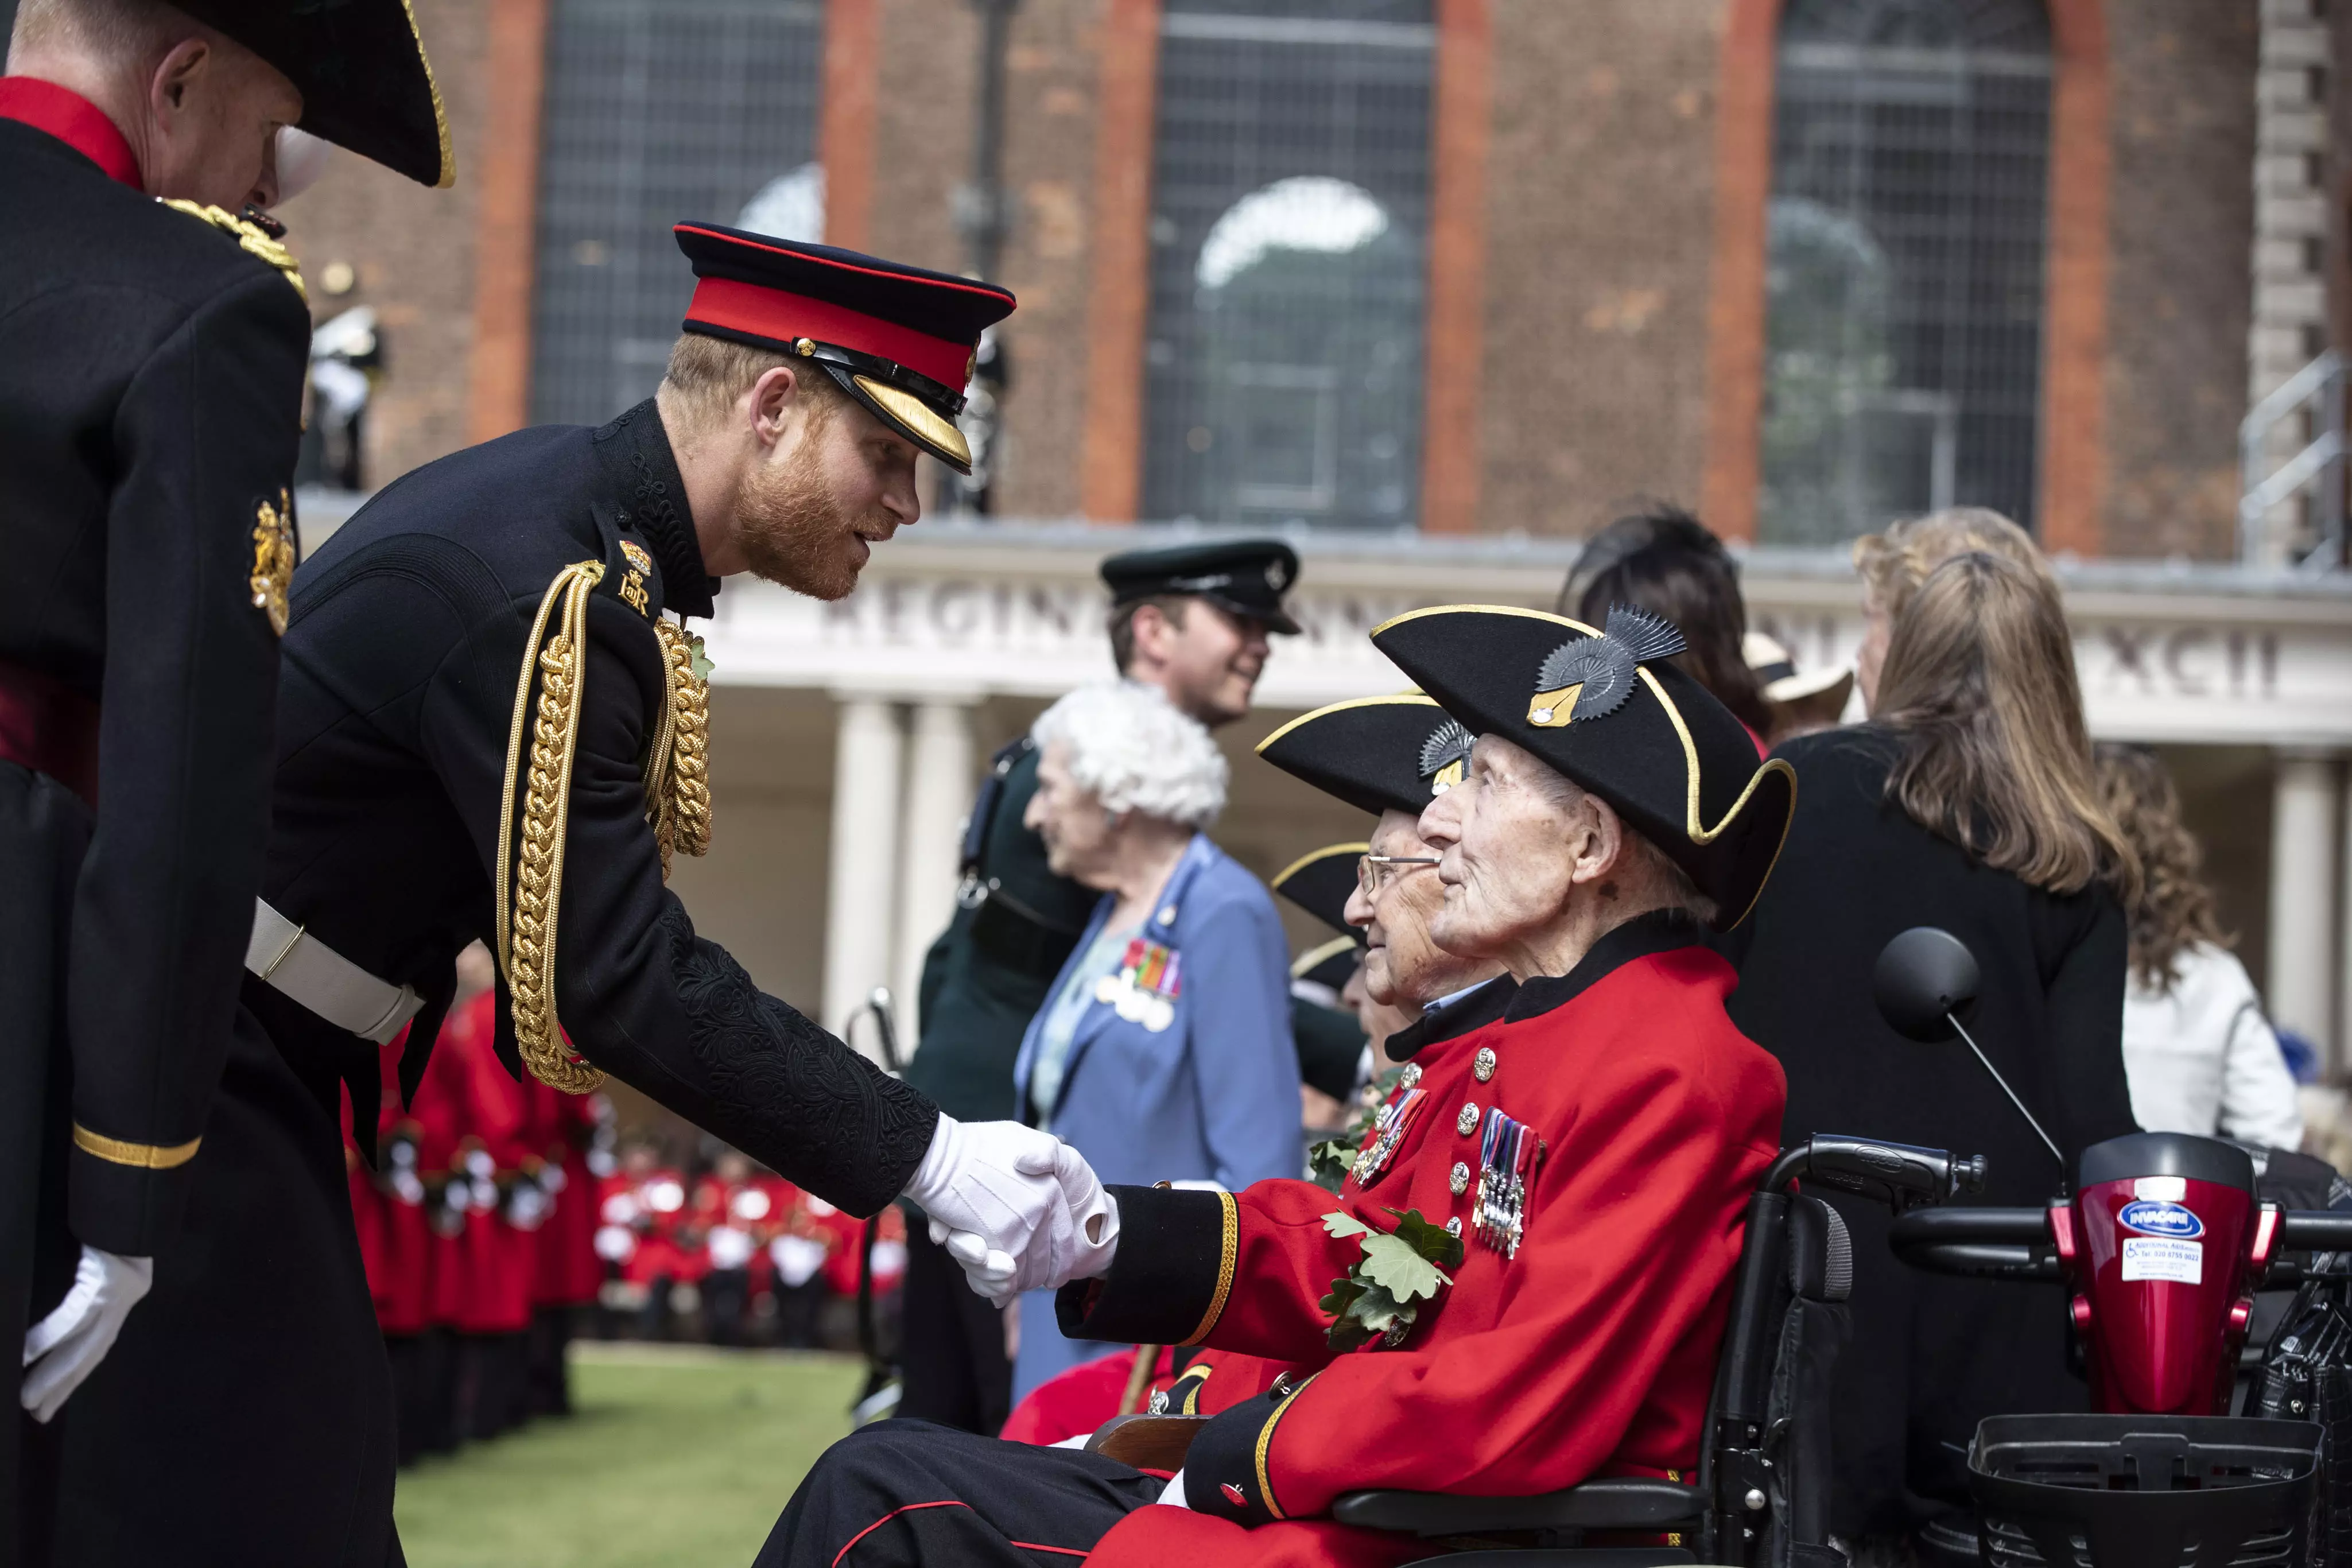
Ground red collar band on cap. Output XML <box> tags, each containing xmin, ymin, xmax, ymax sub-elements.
<box><xmin>685</xmin><ymin>277</ymin><xmax>971</xmax><ymax>392</ymax></box>
<box><xmin>0</xmin><ymin>77</ymin><xmax>141</xmax><ymax>188</ymax></box>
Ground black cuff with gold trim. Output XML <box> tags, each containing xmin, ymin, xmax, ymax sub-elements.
<box><xmin>1185</xmin><ymin>1383</ymin><xmax>1299</xmax><ymax>1527</ymax></box>
<box><xmin>1055</xmin><ymin>1184</ymin><xmax>1236</xmax><ymax>1347</ymax></box>
<box><xmin>67</xmin><ymin>1123</ymin><xmax>202</xmax><ymax>1256</ymax></box>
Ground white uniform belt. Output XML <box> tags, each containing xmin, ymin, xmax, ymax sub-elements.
<box><xmin>245</xmin><ymin>898</ymin><xmax>425</xmax><ymax>1046</ymax></box>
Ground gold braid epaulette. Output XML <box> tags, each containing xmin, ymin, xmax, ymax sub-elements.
<box><xmin>157</xmin><ymin>199</ymin><xmax>307</xmax><ymax>301</ymax></box>
<box><xmin>498</xmin><ymin>562</ymin><xmax>606</xmax><ymax>1094</ymax></box>
<box><xmin>644</xmin><ymin>620</ymin><xmax>712</xmax><ymax>876</ymax></box>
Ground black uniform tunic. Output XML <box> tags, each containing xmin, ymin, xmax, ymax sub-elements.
<box><xmin>52</xmin><ymin>401</ymin><xmax>940</xmax><ymax>1565</ymax></box>
<box><xmin>1716</xmin><ymin>725</ymin><xmax>2137</xmax><ymax>1542</ymax></box>
<box><xmin>0</xmin><ymin>107</ymin><xmax>309</xmax><ymax>1567</ymax></box>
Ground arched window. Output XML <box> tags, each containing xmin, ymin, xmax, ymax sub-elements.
<box><xmin>1140</xmin><ymin>0</ymin><xmax>1435</xmax><ymax>530</ymax></box>
<box><xmin>529</xmin><ymin>0</ymin><xmax>826</xmax><ymax>426</ymax></box>
<box><xmin>1761</xmin><ymin>0</ymin><xmax>2052</xmax><ymax>544</ymax></box>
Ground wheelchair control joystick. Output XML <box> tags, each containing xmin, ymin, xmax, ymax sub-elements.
<box><xmin>1786</xmin><ymin>1135</ymin><xmax>1986</xmax><ymax>1214</ymax></box>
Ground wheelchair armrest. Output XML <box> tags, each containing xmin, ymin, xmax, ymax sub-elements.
<box><xmin>1329</xmin><ymin>1477</ymin><xmax>1707</xmax><ymax>1536</ymax></box>
<box><xmin>1084</xmin><ymin>1414</ymin><xmax>1209</xmax><ymax>1470</ymax></box>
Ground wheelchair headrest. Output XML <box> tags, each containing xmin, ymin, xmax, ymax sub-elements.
<box><xmin>1788</xmin><ymin>1194</ymin><xmax>1852</xmax><ymax>1303</ymax></box>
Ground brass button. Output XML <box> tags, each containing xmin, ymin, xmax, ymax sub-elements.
<box><xmin>1399</xmin><ymin>1062</ymin><xmax>1422</xmax><ymax>1090</ymax></box>
<box><xmin>1457</xmin><ymin>1101</ymin><xmax>1481</xmax><ymax>1136</ymax></box>
<box><xmin>1473</xmin><ymin>1047</ymin><xmax>1497</xmax><ymax>1083</ymax></box>
<box><xmin>1449</xmin><ymin>1161</ymin><xmax>1470</xmax><ymax>1196</ymax></box>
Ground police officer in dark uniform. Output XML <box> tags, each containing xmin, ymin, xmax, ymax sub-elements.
<box><xmin>898</xmin><ymin>539</ymin><xmax>1302</xmax><ymax>1435</ymax></box>
<box><xmin>0</xmin><ymin>1</ymin><xmax>451</xmax><ymax>1561</ymax></box>
<box><xmin>41</xmin><ymin>225</ymin><xmax>1115</xmax><ymax>1566</ymax></box>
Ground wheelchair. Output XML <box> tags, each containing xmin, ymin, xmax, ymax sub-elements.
<box><xmin>1088</xmin><ymin>1134</ymin><xmax>1981</xmax><ymax>1567</ymax></box>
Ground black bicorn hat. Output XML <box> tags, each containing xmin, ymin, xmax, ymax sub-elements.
<box><xmin>1271</xmin><ymin>843</ymin><xmax>1367</xmax><ymax>989</ymax></box>
<box><xmin>171</xmin><ymin>0</ymin><xmax>452</xmax><ymax>186</ymax></box>
<box><xmin>1099</xmin><ymin>539</ymin><xmax>1302</xmax><ymax>635</ymax></box>
<box><xmin>1255</xmin><ymin>693</ymin><xmax>1473</xmax><ymax>819</ymax></box>
<box><xmin>672</xmin><ymin>224</ymin><xmax>1017</xmax><ymax>473</ymax></box>
<box><xmin>1369</xmin><ymin>604</ymin><xmax>1796</xmax><ymax>930</ymax></box>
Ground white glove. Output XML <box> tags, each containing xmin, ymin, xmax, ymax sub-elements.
<box><xmin>904</xmin><ymin>1115</ymin><xmax>1085</xmax><ymax>1302</ymax></box>
<box><xmin>1157</xmin><ymin>1469</ymin><xmax>1192</xmax><ymax>1511</ymax></box>
<box><xmin>21</xmin><ymin>1246</ymin><xmax>152</xmax><ymax>1423</ymax></box>
<box><xmin>1057</xmin><ymin>1143</ymin><xmax>1119</xmax><ymax>1282</ymax></box>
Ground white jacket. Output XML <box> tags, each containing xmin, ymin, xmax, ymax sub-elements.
<box><xmin>2121</xmin><ymin>942</ymin><xmax>2303</xmax><ymax>1150</ymax></box>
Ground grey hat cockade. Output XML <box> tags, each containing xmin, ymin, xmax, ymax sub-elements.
<box><xmin>1369</xmin><ymin>604</ymin><xmax>1796</xmax><ymax>930</ymax></box>
<box><xmin>1099</xmin><ymin>539</ymin><xmax>1302</xmax><ymax>636</ymax></box>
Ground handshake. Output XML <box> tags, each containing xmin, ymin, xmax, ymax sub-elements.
<box><xmin>899</xmin><ymin>1115</ymin><xmax>1119</xmax><ymax>1303</ymax></box>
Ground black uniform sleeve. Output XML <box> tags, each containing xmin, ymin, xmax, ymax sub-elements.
<box><xmin>66</xmin><ymin>269</ymin><xmax>308</xmax><ymax>1255</ymax></box>
<box><xmin>424</xmin><ymin>595</ymin><xmax>937</xmax><ymax>1216</ymax></box>
<box><xmin>1055</xmin><ymin>1183</ymin><xmax>1234</xmax><ymax>1345</ymax></box>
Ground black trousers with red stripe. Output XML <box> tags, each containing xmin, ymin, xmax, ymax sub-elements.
<box><xmin>757</xmin><ymin>1419</ymin><xmax>1165</xmax><ymax>1568</ymax></box>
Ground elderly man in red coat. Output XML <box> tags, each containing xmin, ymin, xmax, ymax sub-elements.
<box><xmin>757</xmin><ymin>603</ymin><xmax>1799</xmax><ymax>1568</ymax></box>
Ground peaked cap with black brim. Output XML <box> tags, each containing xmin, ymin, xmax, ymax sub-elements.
<box><xmin>673</xmin><ymin>224</ymin><xmax>1016</xmax><ymax>473</ymax></box>
<box><xmin>172</xmin><ymin>0</ymin><xmax>452</xmax><ymax>186</ymax></box>
<box><xmin>1256</xmin><ymin>693</ymin><xmax>1474</xmax><ymax>820</ymax></box>
<box><xmin>1370</xmin><ymin>604</ymin><xmax>1796</xmax><ymax>931</ymax></box>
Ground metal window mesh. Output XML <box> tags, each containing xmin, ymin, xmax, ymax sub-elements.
<box><xmin>1140</xmin><ymin>0</ymin><xmax>1435</xmax><ymax>530</ymax></box>
<box><xmin>1761</xmin><ymin>0</ymin><xmax>2052</xmax><ymax>545</ymax></box>
<box><xmin>528</xmin><ymin>0</ymin><xmax>824</xmax><ymax>428</ymax></box>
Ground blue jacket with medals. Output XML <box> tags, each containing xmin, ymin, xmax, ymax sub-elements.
<box><xmin>1010</xmin><ymin>832</ymin><xmax>1302</xmax><ymax>1396</ymax></box>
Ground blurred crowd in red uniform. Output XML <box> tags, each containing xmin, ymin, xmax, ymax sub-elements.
<box><xmin>341</xmin><ymin>981</ymin><xmax>907</xmax><ymax>1467</ymax></box>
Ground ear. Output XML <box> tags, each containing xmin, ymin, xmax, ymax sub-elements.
<box><xmin>151</xmin><ymin>37</ymin><xmax>212</xmax><ymax>119</ymax></box>
<box><xmin>746</xmin><ymin>364</ymin><xmax>808</xmax><ymax>452</ymax></box>
<box><xmin>1565</xmin><ymin>793</ymin><xmax>1627</xmax><ymax>888</ymax></box>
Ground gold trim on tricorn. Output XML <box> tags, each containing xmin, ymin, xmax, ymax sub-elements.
<box><xmin>1253</xmin><ymin>692</ymin><xmax>1439</xmax><ymax>756</ymax></box>
<box><xmin>1290</xmin><ymin>933</ymin><xmax>1363</xmax><ymax>981</ymax></box>
<box><xmin>73</xmin><ymin>1124</ymin><xmax>201</xmax><ymax>1170</ymax></box>
<box><xmin>397</xmin><ymin>0</ymin><xmax>456</xmax><ymax>188</ymax></box>
<box><xmin>853</xmin><ymin>375</ymin><xmax>970</xmax><ymax>467</ymax></box>
<box><xmin>1271</xmin><ymin>841</ymin><xmax>1372</xmax><ymax>890</ymax></box>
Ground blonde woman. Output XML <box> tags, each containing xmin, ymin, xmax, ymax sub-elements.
<box><xmin>2095</xmin><ymin>744</ymin><xmax>2301</xmax><ymax>1148</ymax></box>
<box><xmin>1850</xmin><ymin>504</ymin><xmax>2053</xmax><ymax>711</ymax></box>
<box><xmin>1719</xmin><ymin>549</ymin><xmax>2142</xmax><ymax>1553</ymax></box>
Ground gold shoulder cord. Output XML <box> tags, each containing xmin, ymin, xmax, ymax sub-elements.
<box><xmin>497</xmin><ymin>568</ymin><xmax>715</xmax><ymax>1093</ymax></box>
<box><xmin>498</xmin><ymin>562</ymin><xmax>607</xmax><ymax>1093</ymax></box>
<box><xmin>157</xmin><ymin>199</ymin><xmax>307</xmax><ymax>300</ymax></box>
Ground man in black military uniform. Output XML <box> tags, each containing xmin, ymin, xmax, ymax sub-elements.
<box><xmin>0</xmin><ymin>1</ymin><xmax>451</xmax><ymax>1561</ymax></box>
<box><xmin>898</xmin><ymin>538</ymin><xmax>1302</xmax><ymax>1435</ymax></box>
<box><xmin>44</xmin><ymin>225</ymin><xmax>1120</xmax><ymax>1565</ymax></box>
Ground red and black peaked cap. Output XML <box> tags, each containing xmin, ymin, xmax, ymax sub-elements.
<box><xmin>169</xmin><ymin>0</ymin><xmax>452</xmax><ymax>185</ymax></box>
<box><xmin>674</xmin><ymin>224</ymin><xmax>1016</xmax><ymax>473</ymax></box>
<box><xmin>1371</xmin><ymin>604</ymin><xmax>1796</xmax><ymax>931</ymax></box>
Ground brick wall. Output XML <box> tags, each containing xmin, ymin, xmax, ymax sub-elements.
<box><xmin>1477</xmin><ymin>0</ymin><xmax>1726</xmax><ymax>538</ymax></box>
<box><xmin>2100</xmin><ymin>0</ymin><xmax>2258</xmax><ymax>560</ymax></box>
<box><xmin>277</xmin><ymin>0</ymin><xmax>490</xmax><ymax>488</ymax></box>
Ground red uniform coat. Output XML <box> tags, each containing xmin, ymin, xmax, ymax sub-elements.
<box><xmin>371</xmin><ymin>1029</ymin><xmax>437</xmax><ymax>1335</ymax></box>
<box><xmin>533</xmin><ymin>1084</ymin><xmax>605</xmax><ymax>1308</ymax></box>
<box><xmin>1061</xmin><ymin>922</ymin><xmax>1786</xmax><ymax>1568</ymax></box>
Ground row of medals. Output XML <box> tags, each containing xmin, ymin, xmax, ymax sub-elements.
<box><xmin>1351</xmin><ymin>1048</ymin><xmax>1540</xmax><ymax>1260</ymax></box>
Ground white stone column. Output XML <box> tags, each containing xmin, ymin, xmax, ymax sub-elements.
<box><xmin>892</xmin><ymin>697</ymin><xmax>981</xmax><ymax>1043</ymax></box>
<box><xmin>822</xmin><ymin>697</ymin><xmax>905</xmax><ymax>1053</ymax></box>
<box><xmin>2268</xmin><ymin>750</ymin><xmax>2342</xmax><ymax>1064</ymax></box>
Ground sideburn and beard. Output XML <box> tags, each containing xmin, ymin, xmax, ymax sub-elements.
<box><xmin>733</xmin><ymin>426</ymin><xmax>873</xmax><ymax>601</ymax></box>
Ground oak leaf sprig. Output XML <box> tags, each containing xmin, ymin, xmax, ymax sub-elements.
<box><xmin>1317</xmin><ymin>1207</ymin><xmax>1463</xmax><ymax>1352</ymax></box>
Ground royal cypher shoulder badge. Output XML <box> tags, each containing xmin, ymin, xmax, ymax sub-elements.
<box><xmin>250</xmin><ymin>488</ymin><xmax>296</xmax><ymax>635</ymax></box>
<box><xmin>1527</xmin><ymin>605</ymin><xmax>1686</xmax><ymax>727</ymax></box>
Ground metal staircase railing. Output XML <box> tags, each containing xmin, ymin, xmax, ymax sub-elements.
<box><xmin>2240</xmin><ymin>350</ymin><xmax>2346</xmax><ymax>570</ymax></box>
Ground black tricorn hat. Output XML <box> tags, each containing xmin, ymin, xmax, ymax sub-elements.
<box><xmin>172</xmin><ymin>0</ymin><xmax>452</xmax><ymax>186</ymax></box>
<box><xmin>673</xmin><ymin>225</ymin><xmax>1016</xmax><ymax>473</ymax></box>
<box><xmin>1271</xmin><ymin>842</ymin><xmax>1366</xmax><ymax>941</ymax></box>
<box><xmin>1256</xmin><ymin>694</ymin><xmax>1472</xmax><ymax>819</ymax></box>
<box><xmin>1100</xmin><ymin>538</ymin><xmax>1301</xmax><ymax>636</ymax></box>
<box><xmin>1370</xmin><ymin>604</ymin><xmax>1795</xmax><ymax>930</ymax></box>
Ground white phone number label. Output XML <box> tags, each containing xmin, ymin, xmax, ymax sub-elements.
<box><xmin>2121</xmin><ymin>1236</ymin><xmax>2203</xmax><ymax>1285</ymax></box>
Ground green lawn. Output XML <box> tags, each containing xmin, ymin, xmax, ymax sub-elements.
<box><xmin>395</xmin><ymin>1343</ymin><xmax>866</xmax><ymax>1568</ymax></box>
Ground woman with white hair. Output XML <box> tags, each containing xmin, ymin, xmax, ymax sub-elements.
<box><xmin>1007</xmin><ymin>681</ymin><xmax>1301</xmax><ymax>1399</ymax></box>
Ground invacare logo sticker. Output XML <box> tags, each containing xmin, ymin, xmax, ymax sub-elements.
<box><xmin>2118</xmin><ymin>1200</ymin><xmax>2204</xmax><ymax>1239</ymax></box>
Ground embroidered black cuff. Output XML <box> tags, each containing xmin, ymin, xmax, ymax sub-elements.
<box><xmin>1186</xmin><ymin>1381</ymin><xmax>1306</xmax><ymax>1527</ymax></box>
<box><xmin>1056</xmin><ymin>1184</ymin><xmax>1237</xmax><ymax>1346</ymax></box>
